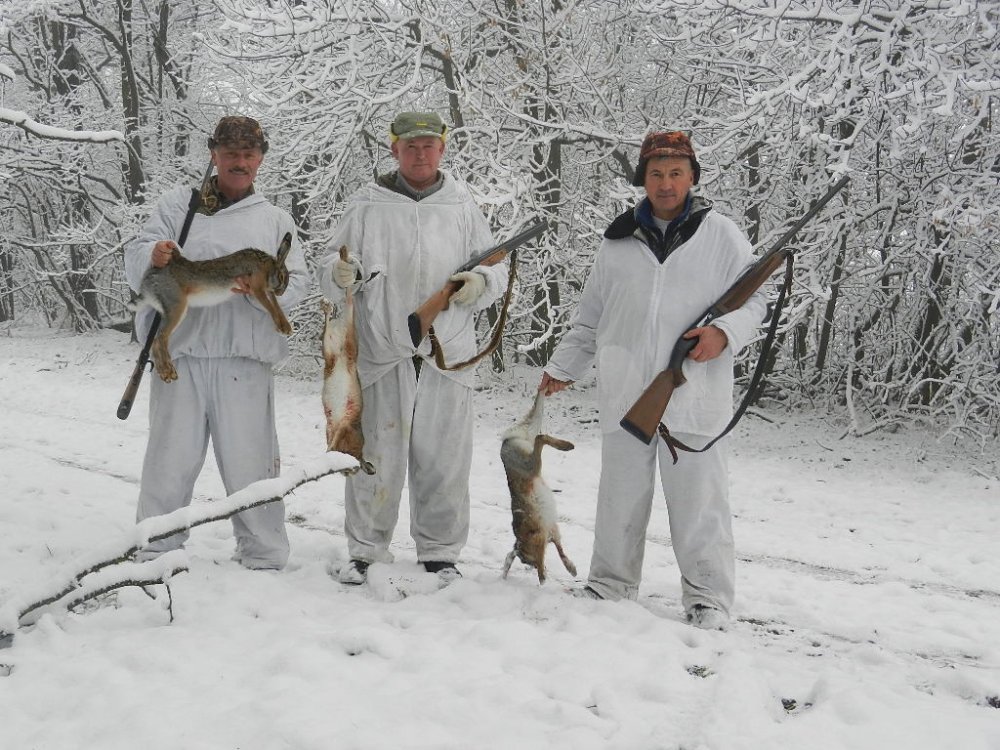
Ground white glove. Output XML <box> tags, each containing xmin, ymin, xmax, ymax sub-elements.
<box><xmin>332</xmin><ymin>255</ymin><xmax>361</xmax><ymax>289</ymax></box>
<box><xmin>448</xmin><ymin>271</ymin><xmax>487</xmax><ymax>306</ymax></box>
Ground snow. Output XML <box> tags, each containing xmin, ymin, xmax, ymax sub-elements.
<box><xmin>0</xmin><ymin>326</ymin><xmax>998</xmax><ymax>750</ymax></box>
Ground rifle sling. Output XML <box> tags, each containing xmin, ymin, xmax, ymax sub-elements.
<box><xmin>427</xmin><ymin>251</ymin><xmax>518</xmax><ymax>372</ymax></box>
<box><xmin>659</xmin><ymin>253</ymin><xmax>794</xmax><ymax>463</ymax></box>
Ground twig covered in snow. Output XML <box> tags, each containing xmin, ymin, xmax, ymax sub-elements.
<box><xmin>62</xmin><ymin>552</ymin><xmax>188</xmax><ymax>623</ymax></box>
<box><xmin>0</xmin><ymin>107</ymin><xmax>124</xmax><ymax>144</ymax></box>
<box><xmin>0</xmin><ymin>453</ymin><xmax>356</xmax><ymax>641</ymax></box>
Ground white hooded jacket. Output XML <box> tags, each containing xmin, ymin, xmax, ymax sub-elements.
<box><xmin>545</xmin><ymin>200</ymin><xmax>767</xmax><ymax>437</ymax></box>
<box><xmin>124</xmin><ymin>185</ymin><xmax>309</xmax><ymax>364</ymax></box>
<box><xmin>318</xmin><ymin>171</ymin><xmax>507</xmax><ymax>388</ymax></box>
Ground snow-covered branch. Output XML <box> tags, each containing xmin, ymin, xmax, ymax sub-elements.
<box><xmin>0</xmin><ymin>108</ymin><xmax>124</xmax><ymax>144</ymax></box>
<box><xmin>0</xmin><ymin>453</ymin><xmax>356</xmax><ymax>641</ymax></box>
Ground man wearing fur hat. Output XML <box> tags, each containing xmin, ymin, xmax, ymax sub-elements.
<box><xmin>319</xmin><ymin>111</ymin><xmax>507</xmax><ymax>586</ymax></box>
<box><xmin>540</xmin><ymin>131</ymin><xmax>766</xmax><ymax>630</ymax></box>
<box><xmin>124</xmin><ymin>115</ymin><xmax>309</xmax><ymax>570</ymax></box>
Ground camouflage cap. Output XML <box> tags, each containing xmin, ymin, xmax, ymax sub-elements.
<box><xmin>207</xmin><ymin>115</ymin><xmax>269</xmax><ymax>154</ymax></box>
<box><xmin>390</xmin><ymin>111</ymin><xmax>448</xmax><ymax>142</ymax></box>
<box><xmin>633</xmin><ymin>130</ymin><xmax>700</xmax><ymax>186</ymax></box>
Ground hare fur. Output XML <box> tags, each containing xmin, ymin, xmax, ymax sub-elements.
<box><xmin>135</xmin><ymin>232</ymin><xmax>293</xmax><ymax>382</ymax></box>
<box><xmin>500</xmin><ymin>391</ymin><xmax>576</xmax><ymax>584</ymax></box>
<box><xmin>321</xmin><ymin>246</ymin><xmax>374</xmax><ymax>475</ymax></box>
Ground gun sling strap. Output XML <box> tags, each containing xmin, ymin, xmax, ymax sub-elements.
<box><xmin>659</xmin><ymin>253</ymin><xmax>795</xmax><ymax>463</ymax></box>
<box><xmin>425</xmin><ymin>250</ymin><xmax>519</xmax><ymax>372</ymax></box>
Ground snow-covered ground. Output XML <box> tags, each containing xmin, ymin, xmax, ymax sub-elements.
<box><xmin>0</xmin><ymin>326</ymin><xmax>997</xmax><ymax>750</ymax></box>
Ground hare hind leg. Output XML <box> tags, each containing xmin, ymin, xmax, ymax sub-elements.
<box><xmin>249</xmin><ymin>274</ymin><xmax>292</xmax><ymax>335</ymax></box>
<box><xmin>151</xmin><ymin>295</ymin><xmax>190</xmax><ymax>382</ymax></box>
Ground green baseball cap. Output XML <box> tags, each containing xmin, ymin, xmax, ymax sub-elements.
<box><xmin>390</xmin><ymin>111</ymin><xmax>448</xmax><ymax>141</ymax></box>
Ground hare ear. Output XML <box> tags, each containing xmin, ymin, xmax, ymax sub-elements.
<box><xmin>276</xmin><ymin>232</ymin><xmax>293</xmax><ymax>262</ymax></box>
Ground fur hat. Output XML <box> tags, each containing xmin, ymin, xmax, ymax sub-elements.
<box><xmin>207</xmin><ymin>116</ymin><xmax>269</xmax><ymax>154</ymax></box>
<box><xmin>632</xmin><ymin>130</ymin><xmax>700</xmax><ymax>186</ymax></box>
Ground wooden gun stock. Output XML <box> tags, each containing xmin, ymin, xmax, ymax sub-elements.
<box><xmin>117</xmin><ymin>316</ymin><xmax>158</xmax><ymax>420</ymax></box>
<box><xmin>620</xmin><ymin>175</ymin><xmax>850</xmax><ymax>445</ymax></box>
<box><xmin>407</xmin><ymin>221</ymin><xmax>548</xmax><ymax>347</ymax></box>
<box><xmin>620</xmin><ymin>337</ymin><xmax>694</xmax><ymax>444</ymax></box>
<box><xmin>407</xmin><ymin>261</ymin><xmax>500</xmax><ymax>348</ymax></box>
<box><xmin>117</xmin><ymin>357</ymin><xmax>149</xmax><ymax>420</ymax></box>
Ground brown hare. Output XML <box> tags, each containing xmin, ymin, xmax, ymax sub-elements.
<box><xmin>321</xmin><ymin>245</ymin><xmax>374</xmax><ymax>475</ymax></box>
<box><xmin>136</xmin><ymin>232</ymin><xmax>293</xmax><ymax>382</ymax></box>
<box><xmin>500</xmin><ymin>390</ymin><xmax>576</xmax><ymax>584</ymax></box>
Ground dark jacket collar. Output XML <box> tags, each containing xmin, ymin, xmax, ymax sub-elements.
<box><xmin>605</xmin><ymin>194</ymin><xmax>712</xmax><ymax>263</ymax></box>
<box><xmin>376</xmin><ymin>170</ymin><xmax>444</xmax><ymax>200</ymax></box>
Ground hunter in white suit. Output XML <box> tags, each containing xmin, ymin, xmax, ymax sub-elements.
<box><xmin>541</xmin><ymin>131</ymin><xmax>766</xmax><ymax>630</ymax></box>
<box><xmin>320</xmin><ymin>111</ymin><xmax>506</xmax><ymax>586</ymax></box>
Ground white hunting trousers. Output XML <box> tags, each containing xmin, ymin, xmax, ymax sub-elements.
<box><xmin>137</xmin><ymin>356</ymin><xmax>288</xmax><ymax>569</ymax></box>
<box><xmin>586</xmin><ymin>428</ymin><xmax>734</xmax><ymax>613</ymax></box>
<box><xmin>343</xmin><ymin>360</ymin><xmax>474</xmax><ymax>564</ymax></box>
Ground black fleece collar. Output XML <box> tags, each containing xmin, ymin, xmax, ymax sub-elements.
<box><xmin>604</xmin><ymin>195</ymin><xmax>713</xmax><ymax>263</ymax></box>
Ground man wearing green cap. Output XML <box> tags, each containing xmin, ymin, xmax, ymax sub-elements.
<box><xmin>124</xmin><ymin>115</ymin><xmax>309</xmax><ymax>570</ymax></box>
<box><xmin>540</xmin><ymin>131</ymin><xmax>766</xmax><ymax>629</ymax></box>
<box><xmin>319</xmin><ymin>111</ymin><xmax>507</xmax><ymax>586</ymax></box>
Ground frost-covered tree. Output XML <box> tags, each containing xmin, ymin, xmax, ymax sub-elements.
<box><xmin>0</xmin><ymin>0</ymin><xmax>224</xmax><ymax>331</ymax></box>
<box><xmin>1</xmin><ymin>0</ymin><xmax>996</xmax><ymax>436</ymax></box>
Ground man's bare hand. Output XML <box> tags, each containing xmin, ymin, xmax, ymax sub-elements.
<box><xmin>539</xmin><ymin>372</ymin><xmax>572</xmax><ymax>396</ymax></box>
<box><xmin>151</xmin><ymin>240</ymin><xmax>177</xmax><ymax>268</ymax></box>
<box><xmin>683</xmin><ymin>325</ymin><xmax>728</xmax><ymax>362</ymax></box>
<box><xmin>231</xmin><ymin>275</ymin><xmax>252</xmax><ymax>295</ymax></box>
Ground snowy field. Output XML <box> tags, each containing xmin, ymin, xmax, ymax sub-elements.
<box><xmin>0</xmin><ymin>326</ymin><xmax>997</xmax><ymax>750</ymax></box>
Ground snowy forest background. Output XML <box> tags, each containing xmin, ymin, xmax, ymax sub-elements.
<box><xmin>1</xmin><ymin>0</ymin><xmax>997</xmax><ymax>442</ymax></box>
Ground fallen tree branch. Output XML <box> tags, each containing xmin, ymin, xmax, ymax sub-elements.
<box><xmin>0</xmin><ymin>453</ymin><xmax>355</xmax><ymax>642</ymax></box>
<box><xmin>60</xmin><ymin>552</ymin><xmax>188</xmax><ymax>619</ymax></box>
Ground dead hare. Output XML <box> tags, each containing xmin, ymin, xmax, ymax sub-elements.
<box><xmin>500</xmin><ymin>390</ymin><xmax>576</xmax><ymax>584</ymax></box>
<box><xmin>321</xmin><ymin>245</ymin><xmax>375</xmax><ymax>475</ymax></box>
<box><xmin>135</xmin><ymin>232</ymin><xmax>293</xmax><ymax>382</ymax></box>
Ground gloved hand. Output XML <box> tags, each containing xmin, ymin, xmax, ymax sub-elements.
<box><xmin>448</xmin><ymin>271</ymin><xmax>486</xmax><ymax>306</ymax></box>
<box><xmin>331</xmin><ymin>255</ymin><xmax>361</xmax><ymax>289</ymax></box>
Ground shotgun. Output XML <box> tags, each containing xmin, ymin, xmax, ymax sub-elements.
<box><xmin>407</xmin><ymin>220</ymin><xmax>548</xmax><ymax>347</ymax></box>
<box><xmin>117</xmin><ymin>160</ymin><xmax>211</xmax><ymax>420</ymax></box>
<box><xmin>620</xmin><ymin>174</ymin><xmax>850</xmax><ymax>445</ymax></box>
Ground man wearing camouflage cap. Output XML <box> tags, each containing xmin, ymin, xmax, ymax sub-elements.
<box><xmin>124</xmin><ymin>115</ymin><xmax>309</xmax><ymax>570</ymax></box>
<box><xmin>318</xmin><ymin>111</ymin><xmax>507</xmax><ymax>586</ymax></box>
<box><xmin>540</xmin><ymin>131</ymin><xmax>767</xmax><ymax>630</ymax></box>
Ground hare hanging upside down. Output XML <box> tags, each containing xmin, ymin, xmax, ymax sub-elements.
<box><xmin>135</xmin><ymin>232</ymin><xmax>294</xmax><ymax>382</ymax></box>
<box><xmin>501</xmin><ymin>391</ymin><xmax>576</xmax><ymax>584</ymax></box>
<box><xmin>322</xmin><ymin>246</ymin><xmax>375</xmax><ymax>475</ymax></box>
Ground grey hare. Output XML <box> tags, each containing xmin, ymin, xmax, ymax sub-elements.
<box><xmin>501</xmin><ymin>391</ymin><xmax>576</xmax><ymax>584</ymax></box>
<box><xmin>322</xmin><ymin>245</ymin><xmax>375</xmax><ymax>475</ymax></box>
<box><xmin>135</xmin><ymin>232</ymin><xmax>293</xmax><ymax>382</ymax></box>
